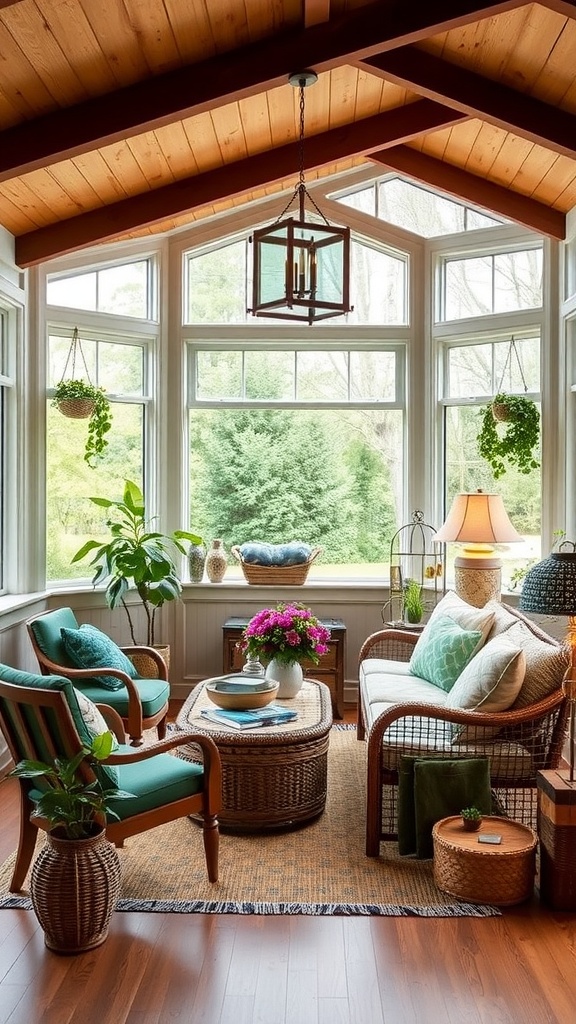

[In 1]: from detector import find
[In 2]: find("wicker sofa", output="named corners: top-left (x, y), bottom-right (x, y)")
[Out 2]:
top-left (357, 596), bottom-right (569, 856)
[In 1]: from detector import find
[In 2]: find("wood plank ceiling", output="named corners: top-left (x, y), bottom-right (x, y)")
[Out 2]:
top-left (0, 0), bottom-right (575, 268)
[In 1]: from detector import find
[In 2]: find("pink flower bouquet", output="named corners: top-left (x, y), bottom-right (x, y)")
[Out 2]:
top-left (241, 603), bottom-right (331, 666)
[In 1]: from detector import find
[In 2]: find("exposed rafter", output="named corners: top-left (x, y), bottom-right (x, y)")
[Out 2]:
top-left (358, 47), bottom-right (576, 159)
top-left (0, 0), bottom-right (529, 181)
top-left (370, 146), bottom-right (566, 238)
top-left (14, 101), bottom-right (468, 267)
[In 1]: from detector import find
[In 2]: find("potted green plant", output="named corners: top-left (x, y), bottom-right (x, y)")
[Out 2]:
top-left (53, 378), bottom-right (113, 467)
top-left (460, 806), bottom-right (483, 832)
top-left (403, 578), bottom-right (424, 624)
top-left (477, 393), bottom-right (540, 479)
top-left (71, 479), bottom-right (202, 651)
top-left (10, 731), bottom-right (128, 953)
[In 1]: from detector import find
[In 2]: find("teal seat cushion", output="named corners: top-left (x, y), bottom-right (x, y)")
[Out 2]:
top-left (77, 677), bottom-right (169, 718)
top-left (409, 614), bottom-right (483, 693)
top-left (61, 623), bottom-right (139, 691)
top-left (107, 747), bottom-right (204, 819)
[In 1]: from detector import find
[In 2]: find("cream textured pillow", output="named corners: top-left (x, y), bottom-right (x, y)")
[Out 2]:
top-left (425, 591), bottom-right (495, 645)
top-left (446, 634), bottom-right (525, 715)
top-left (504, 621), bottom-right (568, 709)
top-left (483, 600), bottom-right (520, 640)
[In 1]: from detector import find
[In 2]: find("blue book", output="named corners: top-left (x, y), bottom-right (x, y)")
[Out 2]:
top-left (200, 703), bottom-right (298, 730)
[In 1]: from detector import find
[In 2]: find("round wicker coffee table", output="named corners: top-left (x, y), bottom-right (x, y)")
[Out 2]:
top-left (175, 678), bottom-right (333, 831)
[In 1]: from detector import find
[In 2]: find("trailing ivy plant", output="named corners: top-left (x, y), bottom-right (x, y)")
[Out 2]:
top-left (53, 379), bottom-right (113, 468)
top-left (476, 393), bottom-right (540, 479)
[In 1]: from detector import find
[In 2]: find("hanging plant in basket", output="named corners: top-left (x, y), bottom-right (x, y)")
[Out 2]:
top-left (477, 392), bottom-right (540, 479)
top-left (53, 328), bottom-right (113, 467)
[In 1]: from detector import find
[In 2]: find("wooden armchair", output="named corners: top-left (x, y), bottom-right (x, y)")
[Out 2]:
top-left (27, 606), bottom-right (169, 746)
top-left (0, 663), bottom-right (222, 893)
top-left (357, 606), bottom-right (569, 856)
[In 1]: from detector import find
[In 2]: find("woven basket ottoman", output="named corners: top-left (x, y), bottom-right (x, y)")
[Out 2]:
top-left (432, 815), bottom-right (537, 906)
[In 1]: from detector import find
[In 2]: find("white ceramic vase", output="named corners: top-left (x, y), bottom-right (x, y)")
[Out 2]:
top-left (265, 657), bottom-right (304, 699)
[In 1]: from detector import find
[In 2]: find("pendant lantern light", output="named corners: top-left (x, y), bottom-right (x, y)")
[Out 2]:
top-left (248, 71), bottom-right (352, 326)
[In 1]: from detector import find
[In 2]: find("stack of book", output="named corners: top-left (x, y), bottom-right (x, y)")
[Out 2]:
top-left (200, 703), bottom-right (298, 730)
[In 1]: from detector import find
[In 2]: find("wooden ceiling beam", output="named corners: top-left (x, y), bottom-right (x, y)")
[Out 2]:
top-left (359, 47), bottom-right (576, 159)
top-left (370, 146), bottom-right (566, 239)
top-left (0, 0), bottom-right (528, 182)
top-left (14, 101), bottom-right (467, 268)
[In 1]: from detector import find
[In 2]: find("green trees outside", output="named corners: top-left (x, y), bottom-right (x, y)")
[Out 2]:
top-left (189, 407), bottom-right (397, 564)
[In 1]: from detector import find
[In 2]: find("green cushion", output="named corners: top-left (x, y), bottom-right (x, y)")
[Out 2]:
top-left (0, 664), bottom-right (118, 787)
top-left (61, 623), bottom-right (139, 691)
top-left (29, 606), bottom-right (80, 666)
top-left (398, 756), bottom-right (493, 858)
top-left (106, 747), bottom-right (204, 819)
top-left (77, 677), bottom-right (169, 718)
top-left (409, 614), bottom-right (483, 692)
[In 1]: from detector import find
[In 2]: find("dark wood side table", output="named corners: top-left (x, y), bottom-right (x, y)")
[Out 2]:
top-left (222, 616), bottom-right (346, 719)
top-left (537, 769), bottom-right (576, 910)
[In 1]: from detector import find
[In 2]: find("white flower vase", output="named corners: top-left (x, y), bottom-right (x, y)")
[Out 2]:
top-left (265, 658), bottom-right (304, 699)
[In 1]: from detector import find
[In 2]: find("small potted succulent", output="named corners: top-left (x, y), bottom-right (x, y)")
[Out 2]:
top-left (460, 806), bottom-right (483, 832)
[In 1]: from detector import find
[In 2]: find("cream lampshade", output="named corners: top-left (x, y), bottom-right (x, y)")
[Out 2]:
top-left (434, 490), bottom-right (522, 607)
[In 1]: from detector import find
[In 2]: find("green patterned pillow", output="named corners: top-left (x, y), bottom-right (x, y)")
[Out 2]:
top-left (409, 614), bottom-right (483, 693)
top-left (61, 624), bottom-right (138, 691)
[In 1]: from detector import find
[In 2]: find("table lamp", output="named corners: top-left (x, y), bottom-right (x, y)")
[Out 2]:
top-left (434, 490), bottom-right (521, 608)
top-left (520, 542), bottom-right (576, 783)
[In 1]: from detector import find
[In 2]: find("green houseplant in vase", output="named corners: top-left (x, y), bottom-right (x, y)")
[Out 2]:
top-left (477, 392), bottom-right (540, 479)
top-left (403, 578), bottom-right (424, 624)
top-left (71, 479), bottom-right (202, 670)
top-left (10, 731), bottom-right (129, 953)
top-left (241, 603), bottom-right (331, 699)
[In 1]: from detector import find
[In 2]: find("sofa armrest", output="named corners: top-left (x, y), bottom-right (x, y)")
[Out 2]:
top-left (367, 688), bottom-right (567, 771)
top-left (358, 628), bottom-right (419, 665)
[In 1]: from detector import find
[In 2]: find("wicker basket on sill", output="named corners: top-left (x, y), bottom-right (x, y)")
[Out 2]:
top-left (231, 545), bottom-right (322, 585)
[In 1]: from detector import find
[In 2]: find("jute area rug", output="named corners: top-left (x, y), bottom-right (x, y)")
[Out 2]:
top-left (0, 727), bottom-right (499, 917)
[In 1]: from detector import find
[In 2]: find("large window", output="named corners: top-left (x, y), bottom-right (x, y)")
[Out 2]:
top-left (46, 258), bottom-right (153, 319)
top-left (187, 344), bottom-right (405, 578)
top-left (184, 236), bottom-right (408, 326)
top-left (442, 334), bottom-right (542, 585)
top-left (439, 247), bottom-right (543, 321)
top-left (46, 328), bottom-right (148, 583)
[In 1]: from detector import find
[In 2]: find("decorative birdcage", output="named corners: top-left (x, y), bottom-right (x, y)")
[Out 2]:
top-left (382, 510), bottom-right (444, 626)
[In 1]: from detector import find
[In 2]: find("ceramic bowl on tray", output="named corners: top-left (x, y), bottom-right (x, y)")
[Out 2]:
top-left (205, 674), bottom-right (279, 710)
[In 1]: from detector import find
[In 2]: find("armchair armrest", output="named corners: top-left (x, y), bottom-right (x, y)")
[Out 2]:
top-left (95, 703), bottom-right (127, 742)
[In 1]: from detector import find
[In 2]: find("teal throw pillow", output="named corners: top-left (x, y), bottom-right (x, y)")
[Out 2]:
top-left (409, 614), bottom-right (483, 693)
top-left (61, 623), bottom-right (138, 691)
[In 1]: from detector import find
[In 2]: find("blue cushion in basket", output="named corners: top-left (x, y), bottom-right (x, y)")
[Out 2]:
top-left (239, 541), bottom-right (312, 566)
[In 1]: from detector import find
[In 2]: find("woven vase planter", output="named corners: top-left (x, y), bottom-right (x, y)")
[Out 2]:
top-left (30, 826), bottom-right (122, 954)
top-left (56, 397), bottom-right (96, 419)
top-left (129, 644), bottom-right (170, 676)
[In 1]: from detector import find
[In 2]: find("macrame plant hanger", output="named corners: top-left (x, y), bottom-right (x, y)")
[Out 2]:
top-left (492, 336), bottom-right (529, 421)
top-left (55, 327), bottom-right (97, 420)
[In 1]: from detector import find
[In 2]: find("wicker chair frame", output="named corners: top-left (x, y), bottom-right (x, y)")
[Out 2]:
top-left (357, 605), bottom-right (569, 856)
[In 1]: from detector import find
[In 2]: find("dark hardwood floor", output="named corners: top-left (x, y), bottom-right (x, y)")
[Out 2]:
top-left (0, 705), bottom-right (575, 1023)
